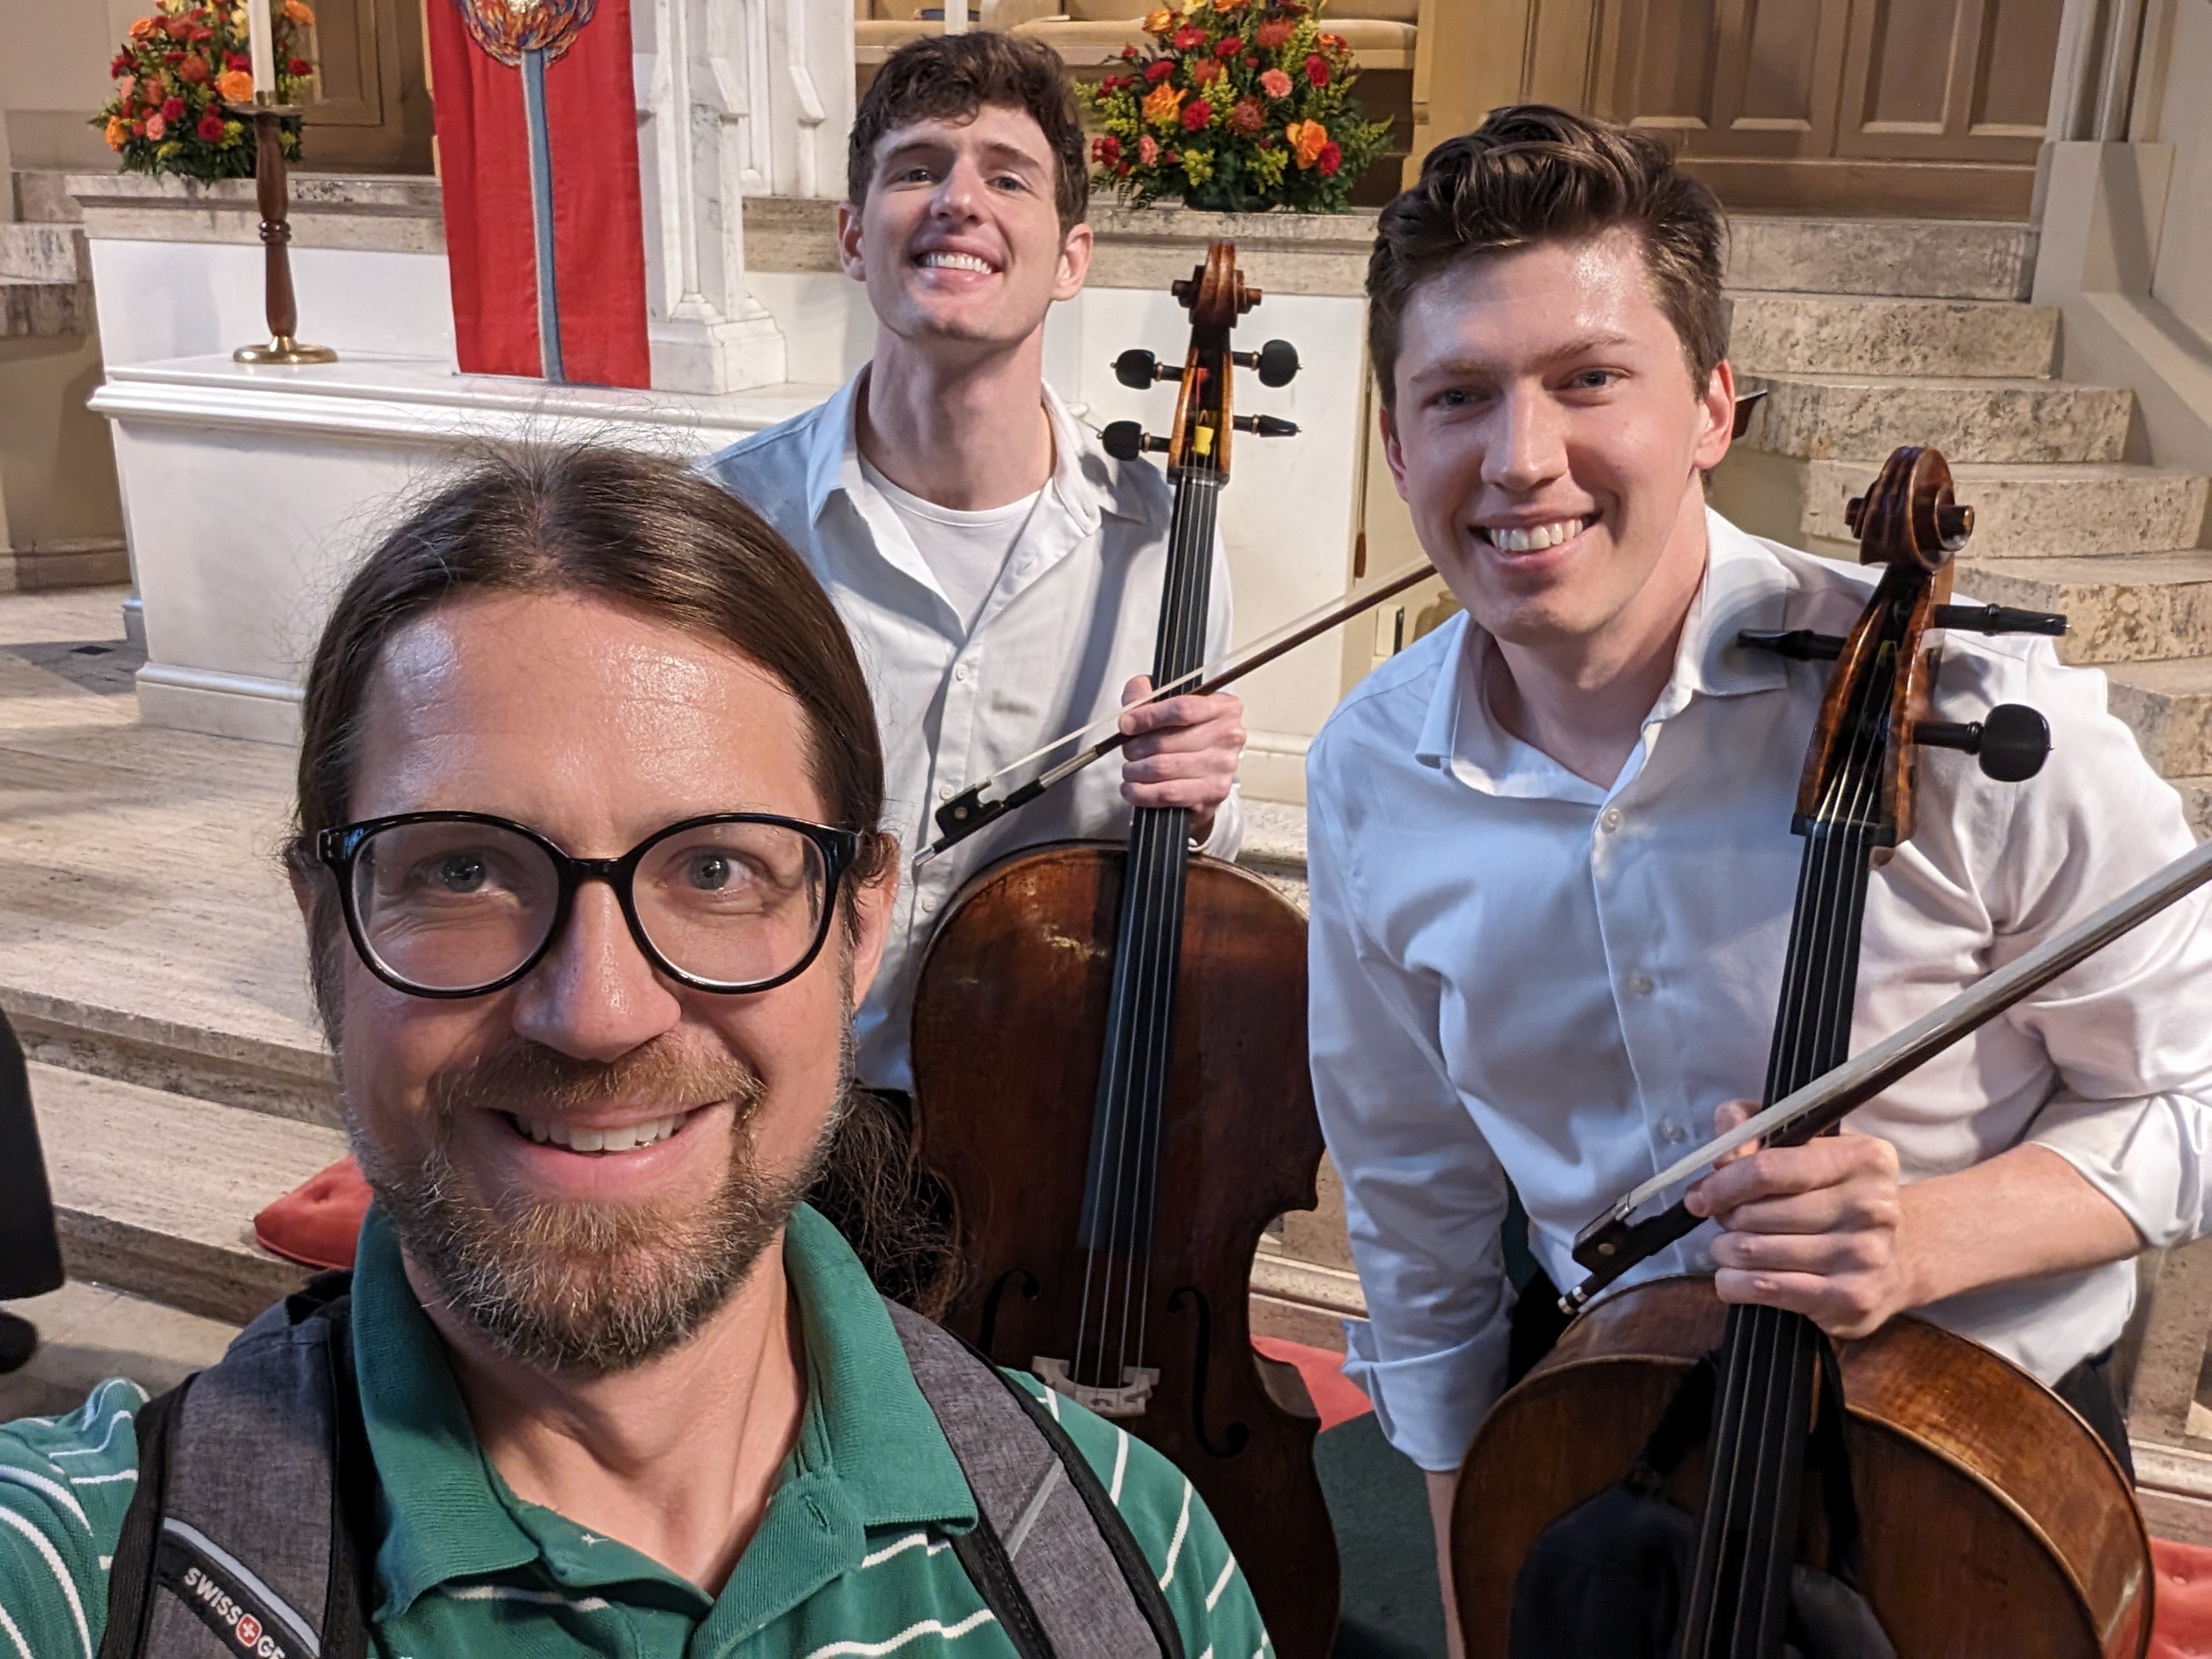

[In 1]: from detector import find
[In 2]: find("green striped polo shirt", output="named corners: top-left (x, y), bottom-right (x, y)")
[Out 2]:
top-left (0, 1205), bottom-right (1274, 1659)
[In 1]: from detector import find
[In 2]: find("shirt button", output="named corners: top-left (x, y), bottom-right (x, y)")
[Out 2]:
top-left (953, 664), bottom-right (971, 682)
top-left (938, 783), bottom-right (955, 801)
top-left (919, 895), bottom-right (938, 915)
top-left (1600, 806), bottom-right (1624, 832)
top-left (1660, 1119), bottom-right (1688, 1145)
top-left (1624, 971), bottom-right (1654, 997)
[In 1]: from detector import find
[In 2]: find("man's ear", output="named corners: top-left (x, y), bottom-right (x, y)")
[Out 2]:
top-left (1052, 220), bottom-right (1095, 302)
top-left (836, 200), bottom-right (868, 284)
top-left (844, 841), bottom-right (900, 1008)
top-left (1379, 401), bottom-right (1412, 502)
top-left (1694, 357), bottom-right (1736, 473)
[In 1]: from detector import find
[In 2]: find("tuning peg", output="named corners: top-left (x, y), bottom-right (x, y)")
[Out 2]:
top-left (1845, 493), bottom-right (1974, 547)
top-left (1233, 414), bottom-right (1299, 438)
top-left (1933, 603), bottom-right (2068, 638)
top-left (1112, 349), bottom-right (1181, 390)
top-left (1231, 339), bottom-right (1300, 387)
top-left (1736, 628), bottom-right (1845, 662)
top-left (1914, 703), bottom-right (2051, 782)
top-left (1101, 420), bottom-right (1171, 460)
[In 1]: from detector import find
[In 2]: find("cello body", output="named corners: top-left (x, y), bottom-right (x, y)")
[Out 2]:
top-left (1453, 1276), bottom-right (2151, 1658)
top-left (910, 841), bottom-right (1339, 1657)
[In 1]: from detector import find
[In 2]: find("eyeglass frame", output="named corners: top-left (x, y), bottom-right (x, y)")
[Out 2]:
top-left (315, 810), bottom-right (864, 1000)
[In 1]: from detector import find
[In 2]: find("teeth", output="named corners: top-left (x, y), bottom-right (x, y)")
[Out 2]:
top-left (1486, 518), bottom-right (1590, 553)
top-left (920, 251), bottom-right (994, 273)
top-left (511, 1112), bottom-right (688, 1155)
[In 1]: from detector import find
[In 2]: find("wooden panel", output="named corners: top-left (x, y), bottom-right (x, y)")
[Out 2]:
top-left (1836, 0), bottom-right (2060, 163)
top-left (1597, 0), bottom-right (1849, 159)
top-left (300, 0), bottom-right (435, 172)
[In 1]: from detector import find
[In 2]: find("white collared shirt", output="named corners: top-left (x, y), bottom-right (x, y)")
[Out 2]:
top-left (701, 369), bottom-right (1240, 1092)
top-left (1305, 509), bottom-right (2212, 1473)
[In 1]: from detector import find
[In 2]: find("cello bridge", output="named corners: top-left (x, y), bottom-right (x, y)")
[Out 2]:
top-left (1032, 1356), bottom-right (1160, 1418)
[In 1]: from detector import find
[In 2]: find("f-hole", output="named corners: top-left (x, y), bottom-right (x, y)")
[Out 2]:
top-left (1168, 1286), bottom-right (1250, 1458)
top-left (978, 1267), bottom-right (1040, 1358)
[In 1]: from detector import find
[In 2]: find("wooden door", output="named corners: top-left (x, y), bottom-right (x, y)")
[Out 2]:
top-left (299, 0), bottom-right (435, 172)
top-left (1412, 0), bottom-right (2062, 218)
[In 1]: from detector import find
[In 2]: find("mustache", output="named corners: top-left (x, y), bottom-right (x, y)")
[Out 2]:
top-left (422, 1033), bottom-right (767, 1125)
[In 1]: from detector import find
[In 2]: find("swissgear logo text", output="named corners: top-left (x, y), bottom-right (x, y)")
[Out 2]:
top-left (180, 1565), bottom-right (290, 1658)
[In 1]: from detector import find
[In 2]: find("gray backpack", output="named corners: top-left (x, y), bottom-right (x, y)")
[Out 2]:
top-left (98, 1273), bottom-right (1185, 1659)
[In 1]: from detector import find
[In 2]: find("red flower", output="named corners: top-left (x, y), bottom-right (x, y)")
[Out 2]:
top-left (1171, 25), bottom-right (1205, 50)
top-left (287, 57), bottom-right (311, 74)
top-left (130, 118), bottom-right (147, 137)
top-left (196, 110), bottom-right (225, 140)
top-left (1305, 53), bottom-right (1331, 86)
top-left (1190, 55), bottom-right (1223, 83)
top-left (1144, 57), bottom-right (1176, 83)
top-left (224, 52), bottom-right (250, 69)
top-left (161, 96), bottom-right (185, 120)
top-left (178, 55), bottom-right (210, 83)
top-left (1229, 96), bottom-right (1265, 134)
top-left (1093, 134), bottom-right (1122, 166)
top-left (110, 51), bottom-right (134, 76)
top-left (1253, 18), bottom-right (1291, 48)
top-left (1181, 97), bottom-right (1212, 131)
top-left (1120, 43), bottom-right (1139, 59)
top-left (162, 16), bottom-right (192, 38)
top-left (1138, 134), bottom-right (1158, 165)
top-left (1217, 35), bottom-right (1241, 55)
top-left (1243, 53), bottom-right (1258, 66)
top-left (1318, 140), bottom-right (1342, 176)
top-left (1100, 73), bottom-right (1128, 93)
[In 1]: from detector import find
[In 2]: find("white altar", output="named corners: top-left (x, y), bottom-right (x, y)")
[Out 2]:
top-left (78, 17), bottom-right (1379, 805)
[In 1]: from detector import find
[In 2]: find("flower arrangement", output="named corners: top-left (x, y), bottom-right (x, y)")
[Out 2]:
top-left (94, 0), bottom-right (318, 180)
top-left (1082, 0), bottom-right (1392, 214)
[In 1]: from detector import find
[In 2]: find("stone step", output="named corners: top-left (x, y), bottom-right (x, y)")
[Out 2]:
top-left (33, 1060), bottom-right (339, 1326)
top-left (2176, 777), bottom-right (2212, 839)
top-left (0, 222), bottom-right (87, 283)
top-left (1728, 293), bottom-right (2057, 380)
top-left (2104, 657), bottom-right (2212, 779)
top-left (1724, 217), bottom-right (2034, 302)
top-left (1, 981), bottom-right (340, 1127)
top-left (0, 539), bottom-right (132, 595)
top-left (1957, 553), bottom-right (2212, 667)
top-left (1738, 373), bottom-right (2132, 466)
top-left (1713, 454), bottom-right (2209, 563)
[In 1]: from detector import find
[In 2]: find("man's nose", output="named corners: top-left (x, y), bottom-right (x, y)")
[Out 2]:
top-left (509, 881), bottom-right (681, 1062)
top-left (931, 156), bottom-right (985, 220)
top-left (1482, 388), bottom-right (1568, 494)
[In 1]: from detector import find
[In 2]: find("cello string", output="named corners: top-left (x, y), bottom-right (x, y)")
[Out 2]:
top-left (1132, 457), bottom-right (1220, 1378)
top-left (1710, 607), bottom-right (1896, 1657)
top-left (1124, 455), bottom-right (1218, 1384)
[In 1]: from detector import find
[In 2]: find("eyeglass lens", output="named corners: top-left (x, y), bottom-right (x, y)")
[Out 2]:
top-left (349, 819), bottom-right (832, 993)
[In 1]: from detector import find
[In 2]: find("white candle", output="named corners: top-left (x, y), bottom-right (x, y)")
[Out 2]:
top-left (945, 0), bottom-right (969, 33)
top-left (247, 0), bottom-right (276, 100)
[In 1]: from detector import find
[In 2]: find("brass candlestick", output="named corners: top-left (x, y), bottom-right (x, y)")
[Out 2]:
top-left (227, 98), bottom-right (336, 365)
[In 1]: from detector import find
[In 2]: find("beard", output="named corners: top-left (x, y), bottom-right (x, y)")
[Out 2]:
top-left (352, 1024), bottom-right (854, 1378)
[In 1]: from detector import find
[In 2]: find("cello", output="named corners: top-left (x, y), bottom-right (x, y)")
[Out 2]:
top-left (908, 243), bottom-right (1341, 1656)
top-left (1451, 446), bottom-right (2153, 1657)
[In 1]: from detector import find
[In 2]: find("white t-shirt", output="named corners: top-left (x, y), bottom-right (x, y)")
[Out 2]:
top-left (859, 453), bottom-right (1043, 637)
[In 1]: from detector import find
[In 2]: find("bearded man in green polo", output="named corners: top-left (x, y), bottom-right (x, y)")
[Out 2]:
top-left (0, 450), bottom-right (1268, 1659)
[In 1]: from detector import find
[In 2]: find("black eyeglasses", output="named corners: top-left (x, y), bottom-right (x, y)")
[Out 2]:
top-left (316, 812), bottom-right (862, 999)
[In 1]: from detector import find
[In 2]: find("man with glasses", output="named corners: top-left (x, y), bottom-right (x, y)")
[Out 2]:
top-left (0, 448), bottom-right (1269, 1657)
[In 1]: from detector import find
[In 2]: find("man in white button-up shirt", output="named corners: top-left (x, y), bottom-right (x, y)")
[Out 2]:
top-left (1305, 108), bottom-right (2212, 1648)
top-left (702, 38), bottom-right (1244, 1302)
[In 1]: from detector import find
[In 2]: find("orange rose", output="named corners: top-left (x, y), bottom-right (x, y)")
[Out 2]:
top-left (1287, 118), bottom-right (1328, 168)
top-left (1142, 80), bottom-right (1185, 129)
top-left (218, 67), bottom-right (253, 100)
top-left (105, 116), bottom-right (131, 149)
top-left (1142, 8), bottom-right (1175, 33)
top-left (281, 0), bottom-right (315, 22)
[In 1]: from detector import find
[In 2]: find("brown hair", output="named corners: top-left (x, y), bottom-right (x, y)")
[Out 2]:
top-left (1366, 104), bottom-right (1727, 407)
top-left (283, 446), bottom-right (894, 1030)
top-left (848, 31), bottom-right (1088, 233)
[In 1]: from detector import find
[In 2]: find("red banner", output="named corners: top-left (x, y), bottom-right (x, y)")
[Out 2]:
top-left (424, 0), bottom-right (651, 388)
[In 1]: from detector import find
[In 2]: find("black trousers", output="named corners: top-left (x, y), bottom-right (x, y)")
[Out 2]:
top-left (0, 1008), bottom-right (63, 1301)
top-left (1507, 1268), bottom-right (2135, 1475)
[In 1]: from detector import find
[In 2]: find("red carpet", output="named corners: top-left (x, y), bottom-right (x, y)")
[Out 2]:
top-left (2155, 1539), bottom-right (2212, 1658)
top-left (1255, 1334), bottom-right (1373, 1433)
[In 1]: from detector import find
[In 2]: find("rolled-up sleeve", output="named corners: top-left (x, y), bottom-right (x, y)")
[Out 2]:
top-left (1306, 782), bottom-right (1512, 1471)
top-left (1987, 646), bottom-right (2212, 1246)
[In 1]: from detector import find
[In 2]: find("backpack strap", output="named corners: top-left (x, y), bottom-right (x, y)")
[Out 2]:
top-left (885, 1300), bottom-right (1185, 1659)
top-left (102, 1279), bottom-right (375, 1659)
